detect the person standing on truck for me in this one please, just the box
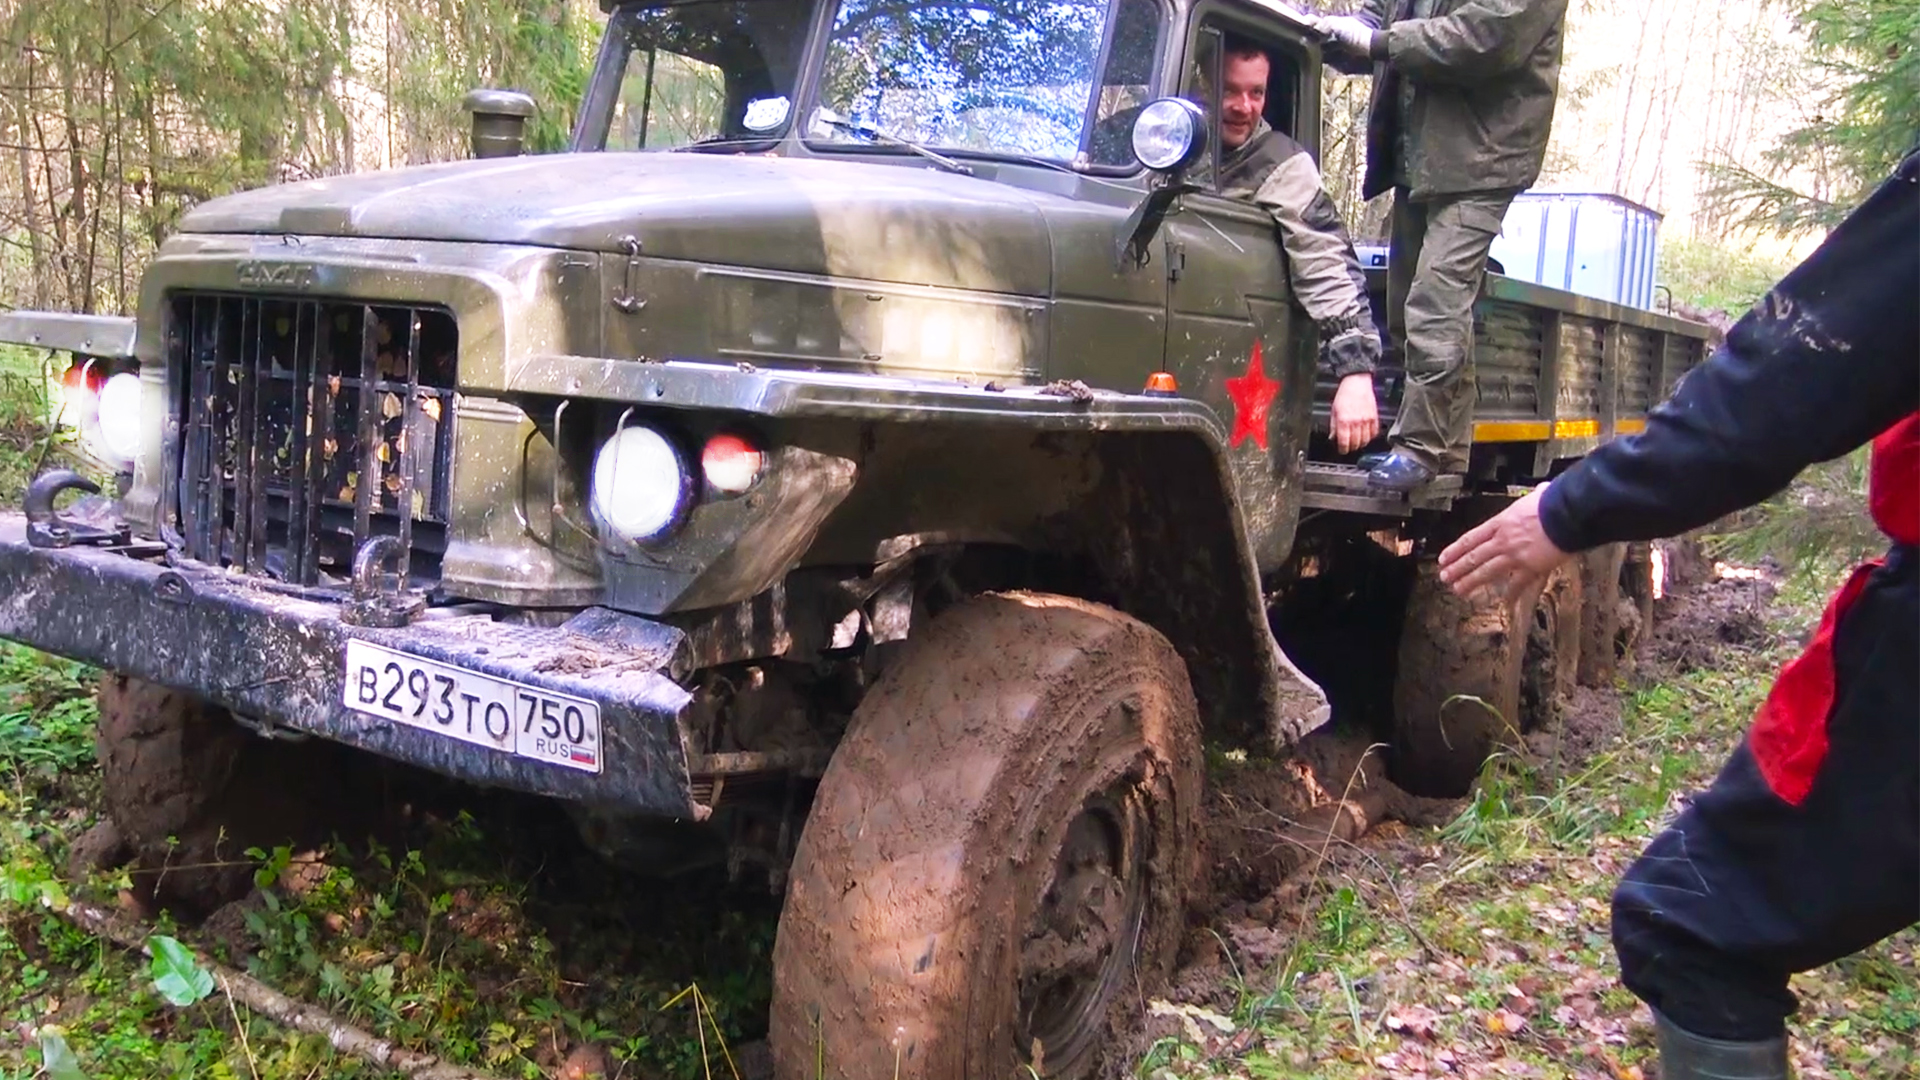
[1434,149,1918,1080]
[1203,36,1383,454]
[1314,1,1570,492]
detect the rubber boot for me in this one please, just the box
[1654,1010,1791,1080]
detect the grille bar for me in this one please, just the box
[300,306,337,584]
[286,303,312,583]
[396,313,422,579]
[171,294,457,587]
[353,307,380,544]
[184,295,219,559]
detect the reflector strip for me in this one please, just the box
[1470,417,1647,443]
[1472,420,1551,442]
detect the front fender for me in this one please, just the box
[509,357,1329,749]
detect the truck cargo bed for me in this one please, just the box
[1312,269,1715,477]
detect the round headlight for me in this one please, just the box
[590,425,692,542]
[1131,98,1207,172]
[94,372,146,465]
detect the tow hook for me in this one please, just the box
[343,535,427,628]
[24,470,132,550]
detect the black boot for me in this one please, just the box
[1365,449,1437,493]
[1654,1011,1790,1080]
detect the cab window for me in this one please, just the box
[813,0,1165,169]
[1180,18,1303,187]
[605,0,814,152]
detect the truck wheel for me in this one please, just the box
[1619,541,1658,657]
[767,592,1202,1080]
[1391,561,1530,797]
[1577,544,1627,687]
[1519,562,1583,733]
[96,675,329,913]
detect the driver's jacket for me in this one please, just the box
[1205,119,1381,380]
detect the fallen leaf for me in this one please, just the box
[1503,983,1536,1015]
[559,1043,610,1080]
[1387,1003,1442,1041]
[1489,1008,1529,1036]
[1145,999,1234,1048]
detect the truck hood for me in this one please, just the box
[179,152,1054,296]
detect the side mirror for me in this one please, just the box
[462,89,537,159]
[1116,98,1209,269]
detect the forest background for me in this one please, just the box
[0,0,1912,319]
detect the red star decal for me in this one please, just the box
[1224,339,1281,449]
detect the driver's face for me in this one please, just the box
[1220,51,1269,150]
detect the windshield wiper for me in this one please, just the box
[813,110,974,176]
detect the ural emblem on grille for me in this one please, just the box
[234,260,315,290]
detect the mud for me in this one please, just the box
[1197,754,1321,915]
[1528,683,1626,772]
[1132,566,1766,1065]
[1392,562,1528,797]
[93,674,395,915]
[1643,572,1778,676]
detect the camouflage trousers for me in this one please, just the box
[1384,186,1518,473]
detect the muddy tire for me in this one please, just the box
[767,592,1203,1080]
[1519,562,1583,733]
[96,675,333,913]
[1617,542,1657,662]
[1576,544,1626,687]
[1391,561,1531,797]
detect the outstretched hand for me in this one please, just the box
[1438,486,1576,604]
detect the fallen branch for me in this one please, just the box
[54,899,508,1080]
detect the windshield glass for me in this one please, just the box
[812,0,1162,167]
[604,0,814,151]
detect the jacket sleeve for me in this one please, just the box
[1538,150,1920,553]
[1252,152,1380,379]
[1382,0,1567,82]
[1324,0,1391,75]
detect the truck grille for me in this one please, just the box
[169,293,457,587]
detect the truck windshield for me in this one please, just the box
[812,0,1162,168]
[604,0,815,150]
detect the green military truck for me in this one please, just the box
[0,0,1711,1075]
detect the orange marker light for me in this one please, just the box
[1143,372,1178,397]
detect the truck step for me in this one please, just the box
[1301,461,1461,517]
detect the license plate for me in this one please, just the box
[342,640,603,773]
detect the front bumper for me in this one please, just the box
[0,515,698,816]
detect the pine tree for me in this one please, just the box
[1704,1,1919,235]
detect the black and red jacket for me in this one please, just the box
[1536,146,1918,806]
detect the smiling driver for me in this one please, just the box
[1197,35,1383,457]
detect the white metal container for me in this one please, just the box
[1488,191,1662,310]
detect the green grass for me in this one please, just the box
[0,631,777,1080]
[0,344,59,506]
[1154,579,1919,1080]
